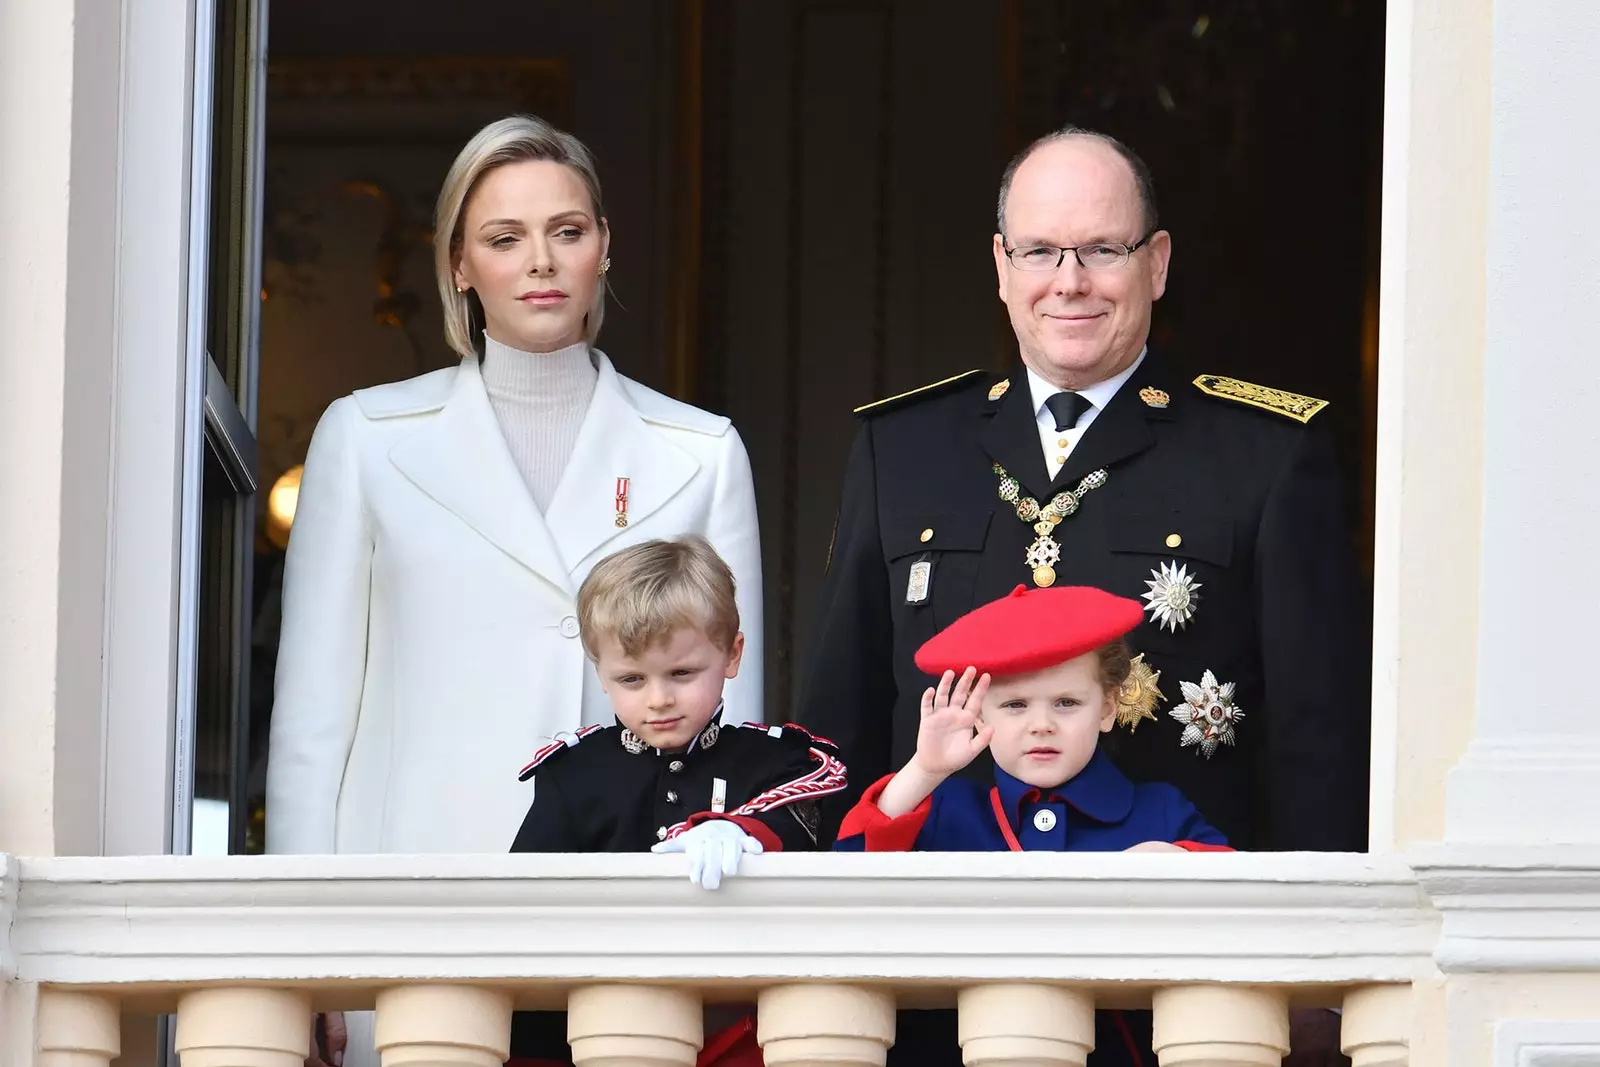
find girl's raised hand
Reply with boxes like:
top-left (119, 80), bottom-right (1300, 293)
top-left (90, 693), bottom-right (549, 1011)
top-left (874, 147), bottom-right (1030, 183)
top-left (910, 667), bottom-right (994, 777)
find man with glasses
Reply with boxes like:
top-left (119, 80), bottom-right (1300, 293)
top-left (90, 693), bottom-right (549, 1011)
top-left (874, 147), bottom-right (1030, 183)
top-left (802, 126), bottom-right (1363, 1064)
top-left (801, 126), bottom-right (1367, 859)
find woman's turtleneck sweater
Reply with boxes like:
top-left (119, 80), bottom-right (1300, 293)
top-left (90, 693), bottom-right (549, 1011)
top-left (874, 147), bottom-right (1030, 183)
top-left (480, 333), bottom-right (598, 513)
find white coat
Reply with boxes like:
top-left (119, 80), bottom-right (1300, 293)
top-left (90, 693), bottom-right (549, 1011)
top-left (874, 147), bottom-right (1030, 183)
top-left (265, 351), bottom-right (764, 856)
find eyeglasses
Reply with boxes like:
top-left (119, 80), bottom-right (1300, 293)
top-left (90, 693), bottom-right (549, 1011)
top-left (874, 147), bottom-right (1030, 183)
top-left (1002, 233), bottom-right (1155, 272)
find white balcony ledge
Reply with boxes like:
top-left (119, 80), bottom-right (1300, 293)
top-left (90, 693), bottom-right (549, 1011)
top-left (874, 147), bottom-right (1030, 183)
top-left (5, 847), bottom-right (1598, 1015)
top-left (8, 852), bottom-right (1430, 1002)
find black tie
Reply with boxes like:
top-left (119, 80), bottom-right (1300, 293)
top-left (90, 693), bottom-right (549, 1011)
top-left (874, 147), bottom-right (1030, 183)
top-left (1044, 391), bottom-right (1088, 431)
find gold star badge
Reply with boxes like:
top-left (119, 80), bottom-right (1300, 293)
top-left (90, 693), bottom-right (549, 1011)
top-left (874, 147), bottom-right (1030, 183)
top-left (988, 380), bottom-right (1010, 401)
top-left (1139, 386), bottom-right (1170, 409)
top-left (1117, 653), bottom-right (1164, 732)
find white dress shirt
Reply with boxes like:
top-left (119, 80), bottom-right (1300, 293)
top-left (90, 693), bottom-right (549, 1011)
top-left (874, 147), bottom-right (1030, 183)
top-left (1027, 348), bottom-right (1147, 479)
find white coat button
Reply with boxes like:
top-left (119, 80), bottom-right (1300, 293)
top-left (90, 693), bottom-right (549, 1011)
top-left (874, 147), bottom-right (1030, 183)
top-left (656, 826), bottom-right (668, 840)
top-left (1032, 809), bottom-right (1057, 832)
top-left (559, 616), bottom-right (580, 638)
top-left (666, 791), bottom-right (679, 804)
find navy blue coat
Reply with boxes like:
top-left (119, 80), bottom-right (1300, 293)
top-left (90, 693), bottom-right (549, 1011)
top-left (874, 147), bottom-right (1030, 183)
top-left (836, 749), bottom-right (1227, 853)
top-left (835, 750), bottom-right (1228, 1067)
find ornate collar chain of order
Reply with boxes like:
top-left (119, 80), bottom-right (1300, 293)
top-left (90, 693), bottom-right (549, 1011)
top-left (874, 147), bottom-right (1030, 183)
top-left (992, 464), bottom-right (1109, 587)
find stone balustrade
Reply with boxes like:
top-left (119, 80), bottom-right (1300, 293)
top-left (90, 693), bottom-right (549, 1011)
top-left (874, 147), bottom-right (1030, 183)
top-left (5, 848), bottom-right (1583, 1067)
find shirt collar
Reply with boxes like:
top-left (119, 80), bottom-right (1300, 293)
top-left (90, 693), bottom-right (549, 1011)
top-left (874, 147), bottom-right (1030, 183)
top-left (993, 748), bottom-right (1135, 827)
top-left (1025, 347), bottom-right (1147, 420)
top-left (617, 702), bottom-right (725, 756)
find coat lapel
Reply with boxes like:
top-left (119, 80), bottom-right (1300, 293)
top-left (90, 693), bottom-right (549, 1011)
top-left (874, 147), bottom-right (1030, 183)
top-left (386, 360), bottom-right (574, 595)
top-left (1053, 356), bottom-right (1175, 491)
top-left (543, 354), bottom-right (699, 570)
top-left (979, 365), bottom-right (1054, 503)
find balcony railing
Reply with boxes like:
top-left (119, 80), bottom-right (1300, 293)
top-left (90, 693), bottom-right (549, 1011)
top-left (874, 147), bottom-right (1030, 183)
top-left (3, 847), bottom-right (1583, 1067)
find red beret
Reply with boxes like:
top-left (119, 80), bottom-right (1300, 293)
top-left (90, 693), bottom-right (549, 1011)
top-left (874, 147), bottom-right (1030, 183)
top-left (914, 585), bottom-right (1144, 677)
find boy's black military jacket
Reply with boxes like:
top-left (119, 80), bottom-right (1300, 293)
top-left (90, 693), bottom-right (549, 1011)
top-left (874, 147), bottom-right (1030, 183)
top-left (797, 355), bottom-right (1369, 852)
top-left (509, 713), bottom-right (847, 853)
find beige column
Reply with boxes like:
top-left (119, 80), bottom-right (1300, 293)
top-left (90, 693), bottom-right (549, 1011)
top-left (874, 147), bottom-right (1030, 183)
top-left (374, 985), bottom-right (512, 1067)
top-left (1340, 985), bottom-right (1411, 1067)
top-left (1151, 986), bottom-right (1289, 1067)
top-left (37, 990), bottom-right (120, 1067)
top-left (957, 984), bottom-right (1095, 1067)
top-left (566, 985), bottom-right (703, 1067)
top-left (757, 985), bottom-right (896, 1067)
top-left (174, 988), bottom-right (312, 1067)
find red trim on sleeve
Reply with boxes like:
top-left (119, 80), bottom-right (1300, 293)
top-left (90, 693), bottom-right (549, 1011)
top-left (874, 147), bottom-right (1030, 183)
top-left (725, 814), bottom-right (781, 851)
top-left (837, 773), bottom-right (931, 851)
top-left (1174, 840), bottom-right (1234, 852)
top-left (667, 811), bottom-right (782, 851)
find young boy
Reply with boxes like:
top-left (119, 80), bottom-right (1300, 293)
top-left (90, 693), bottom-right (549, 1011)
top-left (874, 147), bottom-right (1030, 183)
top-left (512, 534), bottom-right (846, 881)
top-left (836, 583), bottom-right (1229, 1067)
top-left (509, 536), bottom-right (843, 1067)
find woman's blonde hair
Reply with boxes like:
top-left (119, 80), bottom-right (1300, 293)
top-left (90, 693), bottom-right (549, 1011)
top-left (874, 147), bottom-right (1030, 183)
top-left (577, 536), bottom-right (740, 661)
top-left (434, 114), bottom-right (608, 358)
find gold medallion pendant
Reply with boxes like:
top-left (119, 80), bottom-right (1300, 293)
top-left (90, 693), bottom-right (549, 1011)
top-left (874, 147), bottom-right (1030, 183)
top-left (993, 465), bottom-right (1108, 587)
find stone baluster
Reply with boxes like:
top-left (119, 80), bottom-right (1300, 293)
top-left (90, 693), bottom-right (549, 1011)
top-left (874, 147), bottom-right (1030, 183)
top-left (566, 984), bottom-right (703, 1067)
top-left (37, 990), bottom-right (120, 1067)
top-left (957, 984), bottom-right (1095, 1067)
top-left (1151, 985), bottom-right (1289, 1067)
top-left (375, 985), bottom-right (512, 1067)
top-left (757, 985), bottom-right (896, 1067)
top-left (1341, 984), bottom-right (1411, 1067)
top-left (175, 987), bottom-right (312, 1067)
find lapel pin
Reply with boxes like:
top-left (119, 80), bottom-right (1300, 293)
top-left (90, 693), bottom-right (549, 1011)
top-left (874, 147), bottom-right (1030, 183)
top-left (1139, 386), bottom-right (1170, 408)
top-left (614, 476), bottom-right (630, 528)
top-left (988, 380), bottom-right (1010, 401)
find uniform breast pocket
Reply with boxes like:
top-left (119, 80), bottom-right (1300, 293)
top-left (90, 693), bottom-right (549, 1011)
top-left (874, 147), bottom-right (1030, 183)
top-left (1108, 511), bottom-right (1235, 646)
top-left (884, 509), bottom-right (993, 631)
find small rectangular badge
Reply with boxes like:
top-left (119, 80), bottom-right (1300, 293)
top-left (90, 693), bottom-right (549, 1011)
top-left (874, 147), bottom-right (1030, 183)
top-left (711, 777), bottom-right (728, 814)
top-left (906, 559), bottom-right (933, 604)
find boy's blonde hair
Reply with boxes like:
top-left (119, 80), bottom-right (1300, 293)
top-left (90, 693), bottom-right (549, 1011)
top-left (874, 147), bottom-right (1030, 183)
top-left (577, 536), bottom-right (739, 660)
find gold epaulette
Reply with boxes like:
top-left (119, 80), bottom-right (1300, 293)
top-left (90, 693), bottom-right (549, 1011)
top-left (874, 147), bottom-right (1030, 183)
top-left (1192, 374), bottom-right (1328, 424)
top-left (853, 369), bottom-right (987, 416)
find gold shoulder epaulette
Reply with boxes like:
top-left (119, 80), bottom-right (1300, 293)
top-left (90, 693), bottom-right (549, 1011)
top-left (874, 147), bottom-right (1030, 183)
top-left (853, 369), bottom-right (987, 416)
top-left (1192, 374), bottom-right (1328, 424)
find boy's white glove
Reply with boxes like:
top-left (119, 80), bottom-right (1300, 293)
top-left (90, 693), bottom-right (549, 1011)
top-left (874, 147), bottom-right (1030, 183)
top-left (651, 819), bottom-right (763, 890)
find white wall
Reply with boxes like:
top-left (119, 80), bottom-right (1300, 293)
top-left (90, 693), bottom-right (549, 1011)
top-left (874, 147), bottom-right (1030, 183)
top-left (1447, 0), bottom-right (1600, 844)
top-left (0, 3), bottom-right (84, 857)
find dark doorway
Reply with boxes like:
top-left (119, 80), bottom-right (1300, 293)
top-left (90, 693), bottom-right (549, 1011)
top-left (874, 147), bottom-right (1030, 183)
top-left (223, 0), bottom-right (1383, 851)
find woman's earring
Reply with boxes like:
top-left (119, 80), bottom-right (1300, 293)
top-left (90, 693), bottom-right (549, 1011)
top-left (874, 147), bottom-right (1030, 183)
top-left (456, 285), bottom-right (466, 293)
top-left (597, 258), bottom-right (611, 277)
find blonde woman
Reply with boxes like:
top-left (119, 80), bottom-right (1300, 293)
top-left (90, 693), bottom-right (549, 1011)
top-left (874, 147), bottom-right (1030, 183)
top-left (269, 115), bottom-right (765, 1066)
top-left (267, 114), bottom-right (764, 860)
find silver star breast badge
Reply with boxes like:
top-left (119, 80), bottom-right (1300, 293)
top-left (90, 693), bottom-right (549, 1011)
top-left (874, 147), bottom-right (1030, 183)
top-left (1169, 670), bottom-right (1244, 758)
top-left (1143, 560), bottom-right (1202, 632)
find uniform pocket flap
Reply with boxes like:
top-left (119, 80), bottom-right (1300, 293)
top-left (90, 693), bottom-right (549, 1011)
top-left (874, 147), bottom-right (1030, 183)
top-left (884, 509), bottom-right (994, 561)
top-left (1110, 511), bottom-right (1233, 567)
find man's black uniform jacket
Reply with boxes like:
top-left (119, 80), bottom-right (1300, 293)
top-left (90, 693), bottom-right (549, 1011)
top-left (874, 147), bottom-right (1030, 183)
top-left (797, 356), bottom-right (1368, 852)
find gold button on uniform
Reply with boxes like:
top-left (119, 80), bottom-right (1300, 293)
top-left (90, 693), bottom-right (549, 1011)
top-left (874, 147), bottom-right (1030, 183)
top-left (1166, 533), bottom-right (1183, 549)
top-left (1057, 438), bottom-right (1069, 448)
top-left (920, 528), bottom-right (934, 543)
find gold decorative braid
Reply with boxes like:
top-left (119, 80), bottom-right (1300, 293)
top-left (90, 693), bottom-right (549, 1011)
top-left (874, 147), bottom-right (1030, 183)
top-left (1191, 374), bottom-right (1329, 424)
top-left (853, 369), bottom-right (986, 414)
